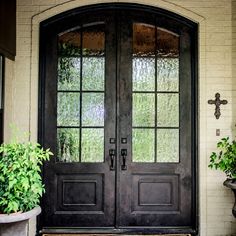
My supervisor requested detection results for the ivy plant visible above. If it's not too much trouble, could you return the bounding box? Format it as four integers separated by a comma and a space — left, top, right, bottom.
0, 141, 53, 214
209, 137, 236, 179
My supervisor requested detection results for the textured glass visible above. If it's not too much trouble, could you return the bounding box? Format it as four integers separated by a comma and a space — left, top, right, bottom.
157, 58, 179, 92
132, 129, 155, 162
157, 94, 179, 127
58, 29, 81, 57
133, 23, 155, 56
82, 26, 105, 56
133, 93, 155, 127
81, 128, 104, 162
57, 128, 80, 162
156, 27, 179, 58
58, 57, 80, 91
157, 129, 179, 162
82, 57, 104, 91
132, 58, 155, 91
57, 93, 80, 126
82, 93, 104, 126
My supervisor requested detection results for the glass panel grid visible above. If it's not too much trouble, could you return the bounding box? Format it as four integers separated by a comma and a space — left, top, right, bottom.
132, 22, 180, 163
57, 24, 105, 163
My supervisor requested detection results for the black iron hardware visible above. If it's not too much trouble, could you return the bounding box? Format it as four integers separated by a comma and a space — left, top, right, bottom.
109, 138, 116, 144
121, 149, 127, 170
208, 93, 228, 119
109, 149, 115, 170
121, 138, 127, 144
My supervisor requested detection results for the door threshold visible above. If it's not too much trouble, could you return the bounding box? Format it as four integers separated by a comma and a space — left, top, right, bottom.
40, 228, 196, 236
43, 234, 191, 236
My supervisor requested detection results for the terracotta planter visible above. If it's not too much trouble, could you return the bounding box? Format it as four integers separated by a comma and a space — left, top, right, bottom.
224, 179, 236, 217
0, 206, 41, 236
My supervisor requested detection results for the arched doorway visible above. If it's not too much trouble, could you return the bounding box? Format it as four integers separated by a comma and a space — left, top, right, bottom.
39, 3, 197, 235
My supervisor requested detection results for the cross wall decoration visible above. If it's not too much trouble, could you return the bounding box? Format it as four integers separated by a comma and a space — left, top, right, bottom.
208, 93, 228, 119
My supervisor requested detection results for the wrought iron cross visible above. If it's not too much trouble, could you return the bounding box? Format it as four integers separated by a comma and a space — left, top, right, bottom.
208, 93, 228, 119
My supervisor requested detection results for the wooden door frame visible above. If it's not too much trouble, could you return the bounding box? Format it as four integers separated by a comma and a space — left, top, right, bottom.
38, 3, 198, 236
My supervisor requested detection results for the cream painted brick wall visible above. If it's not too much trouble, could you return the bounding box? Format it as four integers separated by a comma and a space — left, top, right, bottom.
5, 0, 235, 235
4, 58, 14, 142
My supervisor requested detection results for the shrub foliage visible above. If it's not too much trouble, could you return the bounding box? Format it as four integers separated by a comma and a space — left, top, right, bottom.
209, 137, 236, 179
0, 142, 53, 214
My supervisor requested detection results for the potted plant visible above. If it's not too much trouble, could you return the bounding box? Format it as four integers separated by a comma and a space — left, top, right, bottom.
0, 135, 53, 236
209, 137, 236, 217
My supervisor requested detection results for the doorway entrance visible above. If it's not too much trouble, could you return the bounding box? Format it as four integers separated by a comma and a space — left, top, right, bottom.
39, 4, 197, 234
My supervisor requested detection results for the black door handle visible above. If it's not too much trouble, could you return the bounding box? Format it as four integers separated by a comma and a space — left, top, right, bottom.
121, 149, 127, 170
109, 149, 115, 170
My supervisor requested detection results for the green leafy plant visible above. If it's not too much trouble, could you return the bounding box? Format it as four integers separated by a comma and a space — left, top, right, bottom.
209, 137, 236, 179
0, 139, 53, 214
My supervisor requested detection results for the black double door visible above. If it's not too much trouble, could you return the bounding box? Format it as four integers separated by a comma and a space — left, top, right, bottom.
40, 6, 197, 233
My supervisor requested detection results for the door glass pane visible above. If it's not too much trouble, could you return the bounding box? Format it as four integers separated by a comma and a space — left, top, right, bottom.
82, 57, 104, 91
132, 58, 155, 91
133, 23, 155, 56
82, 93, 104, 126
58, 28, 81, 56
157, 94, 179, 127
157, 58, 179, 92
132, 93, 155, 127
82, 25, 105, 56
132, 129, 155, 162
57, 128, 80, 162
81, 128, 104, 162
57, 93, 80, 126
58, 58, 81, 91
156, 27, 179, 57
157, 129, 179, 162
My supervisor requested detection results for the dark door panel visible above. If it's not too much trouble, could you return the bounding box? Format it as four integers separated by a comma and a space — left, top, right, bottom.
39, 4, 197, 233
118, 10, 194, 227
43, 163, 114, 227
40, 12, 117, 227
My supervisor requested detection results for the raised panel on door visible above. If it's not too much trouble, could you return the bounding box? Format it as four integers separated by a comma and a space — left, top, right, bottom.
118, 11, 195, 228
40, 12, 117, 227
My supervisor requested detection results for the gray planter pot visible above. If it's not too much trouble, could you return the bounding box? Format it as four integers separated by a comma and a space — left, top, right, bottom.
0, 206, 41, 236
224, 179, 236, 217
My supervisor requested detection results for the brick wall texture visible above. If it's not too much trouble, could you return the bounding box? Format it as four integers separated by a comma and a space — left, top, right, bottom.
4, 0, 236, 235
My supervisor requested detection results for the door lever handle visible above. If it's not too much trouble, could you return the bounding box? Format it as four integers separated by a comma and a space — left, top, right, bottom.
121, 149, 127, 170
109, 149, 115, 170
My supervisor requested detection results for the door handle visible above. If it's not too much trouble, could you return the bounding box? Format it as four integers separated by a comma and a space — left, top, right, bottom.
121, 149, 127, 170
109, 149, 115, 170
